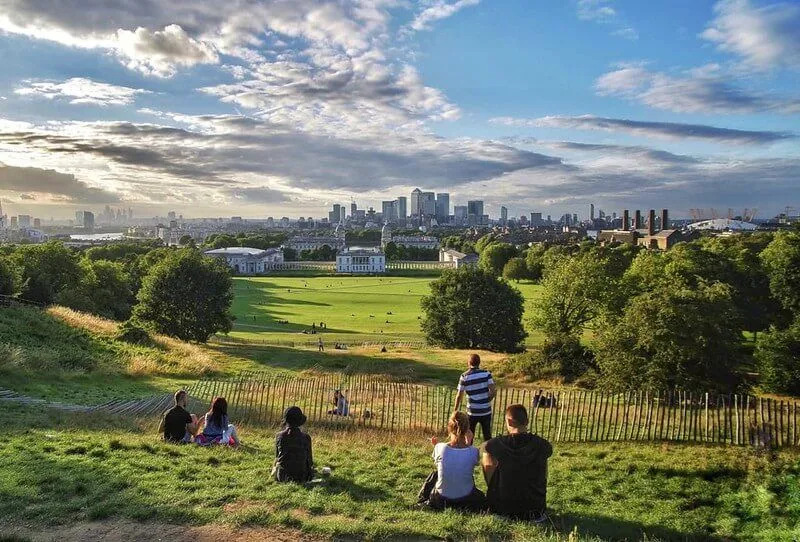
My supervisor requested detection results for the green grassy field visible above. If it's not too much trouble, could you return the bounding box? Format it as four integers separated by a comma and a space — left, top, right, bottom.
230, 277, 545, 346
3, 403, 799, 541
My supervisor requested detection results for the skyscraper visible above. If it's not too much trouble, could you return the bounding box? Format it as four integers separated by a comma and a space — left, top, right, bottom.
350, 201, 357, 218
329, 204, 342, 224
454, 205, 468, 225
590, 204, 595, 220
467, 200, 484, 217
381, 200, 397, 222
500, 206, 508, 224
422, 191, 436, 216
435, 193, 449, 222
396, 197, 407, 220
410, 188, 423, 216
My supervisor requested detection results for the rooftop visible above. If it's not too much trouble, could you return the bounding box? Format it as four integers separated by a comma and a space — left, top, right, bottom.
204, 247, 267, 256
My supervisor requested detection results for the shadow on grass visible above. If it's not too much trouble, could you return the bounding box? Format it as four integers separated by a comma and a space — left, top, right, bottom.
549, 512, 721, 541
211, 344, 463, 384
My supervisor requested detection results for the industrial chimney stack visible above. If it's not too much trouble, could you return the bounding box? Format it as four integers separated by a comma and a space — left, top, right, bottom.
661, 209, 669, 230
622, 209, 630, 231
634, 210, 642, 230
648, 209, 656, 236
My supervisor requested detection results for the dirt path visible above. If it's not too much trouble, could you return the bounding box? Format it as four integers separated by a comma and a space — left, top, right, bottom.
4, 519, 329, 542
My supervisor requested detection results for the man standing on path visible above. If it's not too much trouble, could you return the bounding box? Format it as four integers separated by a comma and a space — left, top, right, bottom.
318, 337, 324, 352
454, 354, 496, 441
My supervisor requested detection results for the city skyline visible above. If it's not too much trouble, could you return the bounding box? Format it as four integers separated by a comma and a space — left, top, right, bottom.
0, 1, 798, 219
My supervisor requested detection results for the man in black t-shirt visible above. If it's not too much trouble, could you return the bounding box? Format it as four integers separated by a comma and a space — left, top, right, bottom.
158, 390, 198, 443
481, 404, 552, 520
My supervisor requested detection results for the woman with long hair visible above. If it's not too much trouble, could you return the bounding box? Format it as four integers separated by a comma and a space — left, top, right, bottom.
195, 396, 240, 446
416, 411, 486, 511
273, 406, 313, 483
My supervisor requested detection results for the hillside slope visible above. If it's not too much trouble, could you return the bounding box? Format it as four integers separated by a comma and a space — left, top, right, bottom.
0, 306, 246, 404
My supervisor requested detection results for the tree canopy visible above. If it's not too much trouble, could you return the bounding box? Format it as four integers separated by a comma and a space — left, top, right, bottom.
421, 266, 526, 352
478, 242, 518, 276
502, 257, 528, 282
133, 250, 234, 342
761, 231, 800, 318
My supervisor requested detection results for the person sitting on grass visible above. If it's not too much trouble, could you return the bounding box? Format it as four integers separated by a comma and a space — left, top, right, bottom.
327, 390, 349, 416
158, 389, 198, 444
194, 396, 240, 447
481, 404, 552, 522
273, 406, 313, 483
416, 411, 486, 511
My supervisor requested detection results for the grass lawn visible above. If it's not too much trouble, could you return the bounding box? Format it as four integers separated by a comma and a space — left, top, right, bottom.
229, 276, 546, 346
2, 403, 799, 541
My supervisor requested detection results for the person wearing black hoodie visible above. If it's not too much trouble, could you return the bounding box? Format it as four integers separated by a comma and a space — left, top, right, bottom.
273, 406, 314, 483
481, 404, 552, 521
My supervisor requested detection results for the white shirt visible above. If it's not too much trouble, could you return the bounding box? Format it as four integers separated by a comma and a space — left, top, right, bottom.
433, 442, 479, 499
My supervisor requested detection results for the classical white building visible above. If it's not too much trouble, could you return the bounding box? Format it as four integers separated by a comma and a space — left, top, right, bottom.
439, 248, 478, 268
381, 222, 438, 249
285, 232, 346, 252
204, 247, 284, 274
336, 246, 385, 274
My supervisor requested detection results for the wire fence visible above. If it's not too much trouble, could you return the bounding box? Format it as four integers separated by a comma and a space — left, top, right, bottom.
187, 374, 799, 447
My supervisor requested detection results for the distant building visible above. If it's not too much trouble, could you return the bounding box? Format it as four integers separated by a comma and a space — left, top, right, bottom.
77, 211, 95, 231
411, 188, 423, 217
286, 233, 345, 252
396, 197, 407, 220
204, 247, 284, 274
597, 208, 684, 250
439, 248, 479, 268
436, 193, 450, 222
391, 235, 439, 249
500, 206, 508, 225
382, 200, 398, 222
336, 246, 385, 274
454, 205, 468, 225
18, 215, 31, 228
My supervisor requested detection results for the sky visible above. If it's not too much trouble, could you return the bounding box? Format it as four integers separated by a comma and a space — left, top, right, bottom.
0, 0, 798, 220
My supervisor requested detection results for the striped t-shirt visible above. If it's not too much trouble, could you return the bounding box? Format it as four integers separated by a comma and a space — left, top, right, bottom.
458, 368, 494, 417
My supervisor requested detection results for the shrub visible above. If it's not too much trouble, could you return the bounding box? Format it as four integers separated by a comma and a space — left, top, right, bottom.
755, 323, 800, 395
116, 320, 152, 346
512, 335, 594, 382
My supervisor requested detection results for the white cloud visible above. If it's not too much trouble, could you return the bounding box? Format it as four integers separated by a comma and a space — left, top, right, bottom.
576, 0, 638, 39
701, 0, 800, 70
408, 0, 481, 32
490, 114, 795, 144
594, 62, 800, 114
116, 25, 218, 77
14, 78, 150, 106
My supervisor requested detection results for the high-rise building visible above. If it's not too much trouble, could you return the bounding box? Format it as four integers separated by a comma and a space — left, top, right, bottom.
467, 200, 484, 218
410, 188, 423, 216
454, 205, 468, 225
340, 205, 347, 223
329, 204, 342, 224
396, 197, 407, 220
435, 193, 450, 221
500, 206, 508, 225
167, 211, 176, 221
590, 204, 595, 220
18, 215, 31, 228
572, 214, 578, 225
10, 216, 18, 229
33, 218, 41, 228
79, 211, 95, 231
530, 212, 542, 226
351, 201, 357, 218
422, 191, 436, 216
381, 200, 397, 222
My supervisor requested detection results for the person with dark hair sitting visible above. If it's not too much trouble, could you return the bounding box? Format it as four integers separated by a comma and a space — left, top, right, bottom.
273, 406, 313, 483
195, 396, 240, 446
158, 390, 198, 443
417, 411, 486, 512
482, 404, 552, 521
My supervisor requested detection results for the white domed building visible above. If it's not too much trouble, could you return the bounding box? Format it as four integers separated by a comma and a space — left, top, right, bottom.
688, 219, 758, 232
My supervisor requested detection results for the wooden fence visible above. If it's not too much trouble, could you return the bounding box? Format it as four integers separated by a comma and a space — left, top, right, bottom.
188, 374, 799, 447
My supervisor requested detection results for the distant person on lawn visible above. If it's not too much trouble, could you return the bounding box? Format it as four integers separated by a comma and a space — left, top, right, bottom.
195, 396, 240, 447
454, 354, 496, 441
417, 411, 486, 511
482, 404, 552, 521
158, 389, 198, 444
273, 406, 314, 483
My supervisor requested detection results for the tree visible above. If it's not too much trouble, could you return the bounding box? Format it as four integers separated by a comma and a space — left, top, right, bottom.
474, 234, 497, 254
57, 260, 133, 320
179, 234, 195, 247
525, 244, 546, 281
502, 257, 528, 282
593, 282, 743, 392
0, 256, 17, 296
421, 266, 526, 352
206, 234, 239, 249
755, 323, 800, 395
478, 242, 517, 275
11, 242, 83, 304
133, 250, 234, 342
530, 253, 616, 337
761, 232, 800, 318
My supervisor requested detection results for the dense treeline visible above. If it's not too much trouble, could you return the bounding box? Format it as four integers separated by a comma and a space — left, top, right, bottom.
383, 242, 438, 261
204, 232, 287, 250
0, 241, 233, 343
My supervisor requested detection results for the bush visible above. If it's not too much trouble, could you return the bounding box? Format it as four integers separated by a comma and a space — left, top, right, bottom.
512, 335, 594, 382
755, 323, 800, 395
116, 320, 152, 346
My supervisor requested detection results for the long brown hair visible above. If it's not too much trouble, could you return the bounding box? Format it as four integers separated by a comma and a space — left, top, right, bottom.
447, 411, 470, 442
210, 396, 228, 428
